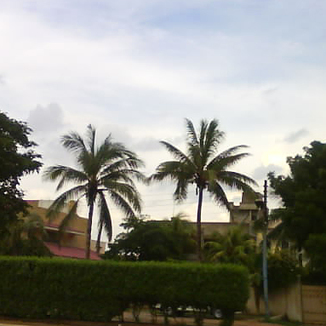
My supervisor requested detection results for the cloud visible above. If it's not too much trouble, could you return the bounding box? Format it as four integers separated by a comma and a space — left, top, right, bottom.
133, 137, 161, 151
252, 164, 284, 181
3, 0, 326, 240
283, 128, 309, 143
28, 103, 65, 133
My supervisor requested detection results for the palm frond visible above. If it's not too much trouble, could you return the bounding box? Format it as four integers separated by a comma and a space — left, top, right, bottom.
101, 167, 146, 183
174, 178, 189, 202
98, 191, 112, 242
104, 181, 142, 212
213, 145, 249, 160
199, 119, 209, 150
185, 118, 199, 146
218, 171, 258, 189
58, 199, 80, 239
43, 165, 88, 191
109, 191, 137, 218
160, 141, 192, 164
207, 145, 249, 169
207, 181, 230, 210
86, 124, 96, 155
203, 119, 224, 159
61, 131, 87, 154
150, 161, 194, 184
46, 186, 86, 220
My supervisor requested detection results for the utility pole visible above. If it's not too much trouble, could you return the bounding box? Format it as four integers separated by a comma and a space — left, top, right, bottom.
262, 179, 269, 319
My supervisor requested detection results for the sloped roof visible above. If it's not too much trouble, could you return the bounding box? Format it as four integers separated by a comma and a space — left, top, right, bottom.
45, 242, 101, 260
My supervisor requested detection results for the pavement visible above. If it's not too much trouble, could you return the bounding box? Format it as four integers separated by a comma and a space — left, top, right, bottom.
0, 312, 284, 326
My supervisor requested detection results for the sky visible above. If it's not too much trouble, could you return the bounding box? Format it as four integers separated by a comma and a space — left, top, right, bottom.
1, 0, 326, 242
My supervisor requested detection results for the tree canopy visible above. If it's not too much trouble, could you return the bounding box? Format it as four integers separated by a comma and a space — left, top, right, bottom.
105, 215, 196, 261
0, 112, 42, 236
269, 141, 326, 255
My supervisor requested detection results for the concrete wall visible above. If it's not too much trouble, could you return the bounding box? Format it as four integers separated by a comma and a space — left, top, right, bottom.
246, 281, 303, 322
302, 285, 326, 325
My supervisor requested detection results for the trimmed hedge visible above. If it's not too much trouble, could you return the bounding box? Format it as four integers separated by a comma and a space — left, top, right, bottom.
0, 257, 249, 322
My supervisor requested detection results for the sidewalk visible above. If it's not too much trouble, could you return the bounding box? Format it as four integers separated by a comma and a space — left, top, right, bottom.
0, 314, 283, 326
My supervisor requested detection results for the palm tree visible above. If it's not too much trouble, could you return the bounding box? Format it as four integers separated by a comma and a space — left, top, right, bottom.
204, 226, 256, 265
44, 125, 144, 259
0, 212, 51, 257
150, 119, 257, 261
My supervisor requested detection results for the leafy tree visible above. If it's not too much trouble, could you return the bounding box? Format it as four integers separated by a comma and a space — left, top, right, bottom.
0, 112, 42, 236
105, 215, 196, 261
44, 125, 144, 259
269, 141, 326, 264
304, 233, 326, 274
150, 119, 256, 260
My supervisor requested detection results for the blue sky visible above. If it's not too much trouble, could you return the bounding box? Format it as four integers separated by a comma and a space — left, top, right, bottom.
1, 0, 326, 240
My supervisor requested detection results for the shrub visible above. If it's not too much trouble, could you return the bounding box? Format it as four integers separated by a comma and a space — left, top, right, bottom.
267, 251, 298, 292
0, 257, 249, 324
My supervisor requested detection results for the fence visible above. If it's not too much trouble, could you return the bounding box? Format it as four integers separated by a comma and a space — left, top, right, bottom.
246, 282, 326, 324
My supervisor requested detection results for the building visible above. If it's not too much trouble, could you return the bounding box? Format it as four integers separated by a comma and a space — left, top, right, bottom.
193, 191, 262, 242
27, 200, 105, 260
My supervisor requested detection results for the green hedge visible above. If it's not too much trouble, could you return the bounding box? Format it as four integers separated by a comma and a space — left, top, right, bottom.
0, 257, 249, 322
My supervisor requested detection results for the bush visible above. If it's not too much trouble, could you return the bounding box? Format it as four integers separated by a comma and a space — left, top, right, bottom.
0, 257, 249, 323
267, 251, 298, 292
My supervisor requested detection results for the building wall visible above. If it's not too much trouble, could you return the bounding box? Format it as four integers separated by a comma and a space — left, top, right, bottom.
26, 200, 105, 253
28, 200, 88, 233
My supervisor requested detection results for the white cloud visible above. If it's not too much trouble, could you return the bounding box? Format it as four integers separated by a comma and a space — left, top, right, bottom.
28, 103, 65, 133
3, 0, 326, 241
284, 129, 309, 143
252, 164, 284, 181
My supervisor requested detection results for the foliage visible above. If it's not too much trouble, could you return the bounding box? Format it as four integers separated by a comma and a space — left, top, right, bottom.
0, 112, 42, 236
105, 215, 196, 261
43, 125, 144, 258
204, 226, 256, 266
0, 212, 52, 257
150, 119, 256, 260
303, 234, 326, 282
204, 225, 298, 314
0, 257, 250, 326
268, 141, 326, 258
267, 250, 298, 292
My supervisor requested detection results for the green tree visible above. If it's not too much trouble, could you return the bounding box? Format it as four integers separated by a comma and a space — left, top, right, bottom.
105, 215, 196, 261
304, 233, 326, 274
44, 125, 144, 259
150, 119, 256, 260
0, 212, 52, 257
0, 112, 42, 236
267, 250, 298, 292
204, 226, 256, 266
204, 226, 298, 313
268, 141, 326, 265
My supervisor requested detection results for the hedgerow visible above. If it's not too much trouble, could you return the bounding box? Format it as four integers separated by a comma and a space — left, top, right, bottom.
0, 257, 249, 324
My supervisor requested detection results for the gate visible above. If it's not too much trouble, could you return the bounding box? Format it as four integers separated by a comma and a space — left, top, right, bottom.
302, 285, 326, 325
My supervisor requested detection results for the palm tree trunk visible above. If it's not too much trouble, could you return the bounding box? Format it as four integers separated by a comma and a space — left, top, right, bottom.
86, 200, 94, 259
196, 187, 204, 262
96, 221, 103, 254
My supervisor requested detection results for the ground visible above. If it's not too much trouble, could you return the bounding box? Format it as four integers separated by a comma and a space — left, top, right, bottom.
0, 312, 286, 326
